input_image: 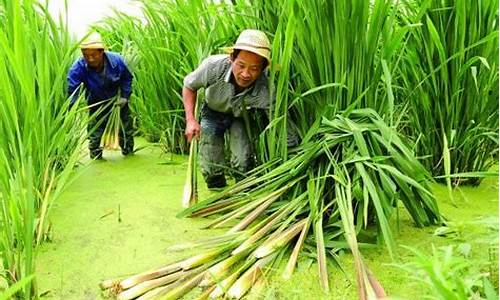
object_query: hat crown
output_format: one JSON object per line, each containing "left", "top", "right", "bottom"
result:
{"left": 232, "top": 29, "right": 271, "bottom": 64}
{"left": 80, "top": 32, "right": 105, "bottom": 49}
{"left": 234, "top": 29, "right": 270, "bottom": 51}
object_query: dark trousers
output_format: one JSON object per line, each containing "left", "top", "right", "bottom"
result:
{"left": 199, "top": 104, "right": 254, "bottom": 188}
{"left": 88, "top": 102, "right": 134, "bottom": 158}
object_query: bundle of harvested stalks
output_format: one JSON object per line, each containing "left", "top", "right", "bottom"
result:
{"left": 101, "top": 109, "right": 441, "bottom": 299}
{"left": 101, "top": 103, "right": 122, "bottom": 150}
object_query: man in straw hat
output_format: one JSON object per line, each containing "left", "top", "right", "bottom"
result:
{"left": 183, "top": 29, "right": 298, "bottom": 189}
{"left": 67, "top": 32, "right": 134, "bottom": 160}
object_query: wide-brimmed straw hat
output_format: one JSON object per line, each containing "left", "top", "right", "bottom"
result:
{"left": 225, "top": 29, "right": 271, "bottom": 65}
{"left": 80, "top": 32, "right": 105, "bottom": 49}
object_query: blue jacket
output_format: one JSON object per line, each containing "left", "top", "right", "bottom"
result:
{"left": 67, "top": 51, "right": 133, "bottom": 105}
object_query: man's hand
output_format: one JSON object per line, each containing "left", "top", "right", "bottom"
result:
{"left": 185, "top": 119, "right": 201, "bottom": 143}
{"left": 116, "top": 97, "right": 128, "bottom": 108}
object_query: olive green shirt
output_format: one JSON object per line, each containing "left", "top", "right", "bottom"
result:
{"left": 183, "top": 54, "right": 271, "bottom": 117}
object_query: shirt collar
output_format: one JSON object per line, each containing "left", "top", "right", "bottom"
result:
{"left": 250, "top": 76, "right": 265, "bottom": 96}
{"left": 104, "top": 52, "right": 117, "bottom": 69}
{"left": 224, "top": 64, "right": 232, "bottom": 83}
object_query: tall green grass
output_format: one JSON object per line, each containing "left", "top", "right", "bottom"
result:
{"left": 0, "top": 1, "right": 85, "bottom": 297}
{"left": 397, "top": 0, "right": 499, "bottom": 183}
{"left": 98, "top": 0, "right": 258, "bottom": 153}
{"left": 97, "top": 0, "right": 498, "bottom": 182}
{"left": 242, "top": 0, "right": 412, "bottom": 163}
{"left": 0, "top": 0, "right": 496, "bottom": 298}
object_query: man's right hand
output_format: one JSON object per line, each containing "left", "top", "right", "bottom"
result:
{"left": 185, "top": 119, "right": 201, "bottom": 143}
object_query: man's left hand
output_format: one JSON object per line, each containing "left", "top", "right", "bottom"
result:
{"left": 116, "top": 97, "right": 128, "bottom": 108}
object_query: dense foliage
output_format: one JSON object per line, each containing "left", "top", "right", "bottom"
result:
{"left": 99, "top": 0, "right": 498, "bottom": 181}
{"left": 0, "top": 0, "right": 86, "bottom": 298}
{"left": 0, "top": 0, "right": 497, "bottom": 298}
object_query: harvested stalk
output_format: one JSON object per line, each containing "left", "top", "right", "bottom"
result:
{"left": 314, "top": 217, "right": 329, "bottom": 292}
{"left": 180, "top": 247, "right": 229, "bottom": 270}
{"left": 99, "top": 278, "right": 119, "bottom": 290}
{"left": 194, "top": 285, "right": 216, "bottom": 300}
{"left": 228, "top": 183, "right": 295, "bottom": 233}
{"left": 226, "top": 254, "right": 276, "bottom": 299}
{"left": 231, "top": 211, "right": 286, "bottom": 256}
{"left": 136, "top": 281, "right": 181, "bottom": 300}
{"left": 209, "top": 259, "right": 256, "bottom": 298}
{"left": 117, "top": 270, "right": 184, "bottom": 300}
{"left": 282, "top": 217, "right": 310, "bottom": 279}
{"left": 200, "top": 251, "right": 247, "bottom": 287}
{"left": 118, "top": 261, "right": 182, "bottom": 290}
{"left": 182, "top": 139, "right": 198, "bottom": 208}
{"left": 209, "top": 270, "right": 241, "bottom": 298}
{"left": 206, "top": 197, "right": 268, "bottom": 229}
{"left": 253, "top": 218, "right": 308, "bottom": 258}
{"left": 188, "top": 198, "right": 244, "bottom": 218}
{"left": 117, "top": 266, "right": 205, "bottom": 300}
{"left": 163, "top": 270, "right": 207, "bottom": 299}
{"left": 168, "top": 232, "right": 247, "bottom": 252}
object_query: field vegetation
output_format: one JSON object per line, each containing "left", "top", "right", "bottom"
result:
{"left": 0, "top": 0, "right": 497, "bottom": 299}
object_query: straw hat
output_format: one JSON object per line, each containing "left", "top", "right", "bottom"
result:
{"left": 227, "top": 29, "right": 271, "bottom": 65}
{"left": 80, "top": 32, "right": 105, "bottom": 49}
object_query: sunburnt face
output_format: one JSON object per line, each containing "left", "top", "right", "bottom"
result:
{"left": 231, "top": 50, "right": 266, "bottom": 89}
{"left": 81, "top": 48, "right": 104, "bottom": 70}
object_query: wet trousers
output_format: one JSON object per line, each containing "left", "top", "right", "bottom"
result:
{"left": 199, "top": 104, "right": 253, "bottom": 188}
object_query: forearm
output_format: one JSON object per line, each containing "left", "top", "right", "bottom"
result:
{"left": 182, "top": 87, "right": 197, "bottom": 122}
{"left": 120, "top": 66, "right": 133, "bottom": 99}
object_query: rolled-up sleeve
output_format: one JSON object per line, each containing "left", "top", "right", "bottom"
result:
{"left": 67, "top": 61, "right": 84, "bottom": 105}
{"left": 183, "top": 57, "right": 215, "bottom": 91}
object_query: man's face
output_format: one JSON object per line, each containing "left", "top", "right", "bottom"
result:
{"left": 231, "top": 50, "right": 265, "bottom": 89}
{"left": 81, "top": 48, "right": 104, "bottom": 69}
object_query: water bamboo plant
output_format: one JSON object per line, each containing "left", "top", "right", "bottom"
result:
{"left": 0, "top": 0, "right": 86, "bottom": 298}
{"left": 396, "top": 0, "right": 499, "bottom": 183}
{"left": 97, "top": 0, "right": 498, "bottom": 183}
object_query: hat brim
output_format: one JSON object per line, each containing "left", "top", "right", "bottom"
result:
{"left": 80, "top": 42, "right": 105, "bottom": 49}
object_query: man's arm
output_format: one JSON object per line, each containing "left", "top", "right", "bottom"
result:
{"left": 67, "top": 61, "right": 84, "bottom": 106}
{"left": 182, "top": 56, "right": 218, "bottom": 142}
{"left": 120, "top": 63, "right": 133, "bottom": 100}
{"left": 182, "top": 87, "right": 200, "bottom": 143}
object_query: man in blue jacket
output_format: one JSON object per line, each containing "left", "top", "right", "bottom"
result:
{"left": 67, "top": 32, "right": 134, "bottom": 160}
